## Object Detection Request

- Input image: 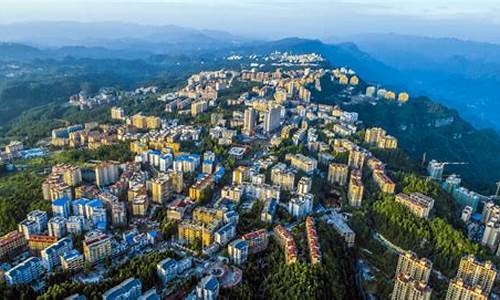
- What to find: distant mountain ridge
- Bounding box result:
[0,21,250,53]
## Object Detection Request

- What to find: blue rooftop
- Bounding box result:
[233,239,247,250]
[147,230,159,239]
[72,198,90,205]
[62,249,82,261]
[86,199,103,208]
[204,276,219,291]
[52,197,71,206]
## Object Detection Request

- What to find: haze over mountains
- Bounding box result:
[1,21,499,131]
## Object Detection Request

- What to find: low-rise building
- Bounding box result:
[228,239,248,265]
[285,153,317,175]
[305,217,321,264]
[41,237,73,272]
[103,277,143,300]
[373,169,396,194]
[196,275,219,300]
[242,229,269,254]
[0,231,27,260]
[61,249,84,271]
[395,193,435,219]
[5,257,44,286]
[157,258,177,284]
[326,212,355,247]
[274,225,298,264]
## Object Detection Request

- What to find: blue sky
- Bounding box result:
[2,0,500,42]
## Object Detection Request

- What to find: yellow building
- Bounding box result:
[132,195,149,217]
[365,127,398,149]
[285,153,318,175]
[131,113,147,129]
[392,274,432,300]
[328,163,349,186]
[445,279,488,300]
[178,220,218,247]
[379,135,398,149]
[281,125,294,139]
[193,207,225,225]
[349,75,359,85]
[27,235,57,254]
[385,91,397,100]
[130,141,148,154]
[348,170,364,207]
[61,251,84,271]
[271,164,295,191]
[232,166,249,185]
[152,175,173,204]
[365,127,386,145]
[396,251,433,284]
[188,174,215,202]
[168,170,184,193]
[83,232,112,264]
[110,107,125,120]
[191,100,208,117]
[395,193,435,219]
[455,255,497,295]
[398,92,410,103]
[273,89,288,103]
[338,75,349,85]
[373,170,396,194]
[146,116,161,129]
[165,142,181,154]
[63,165,82,187]
[95,161,119,187]
[348,149,366,169]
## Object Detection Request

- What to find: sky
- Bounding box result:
[1,0,500,42]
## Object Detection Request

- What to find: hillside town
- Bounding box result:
[0,52,498,300]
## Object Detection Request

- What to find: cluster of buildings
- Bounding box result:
[391,251,433,300]
[480,202,500,256]
[51,122,119,149]
[364,127,398,149]
[68,88,118,110]
[390,251,497,300]
[446,255,497,300]
[365,85,410,103]
[5,53,498,299]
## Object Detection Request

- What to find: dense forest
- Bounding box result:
[0,171,49,235]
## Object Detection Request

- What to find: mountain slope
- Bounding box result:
[334,33,500,130]
[234,38,404,84]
